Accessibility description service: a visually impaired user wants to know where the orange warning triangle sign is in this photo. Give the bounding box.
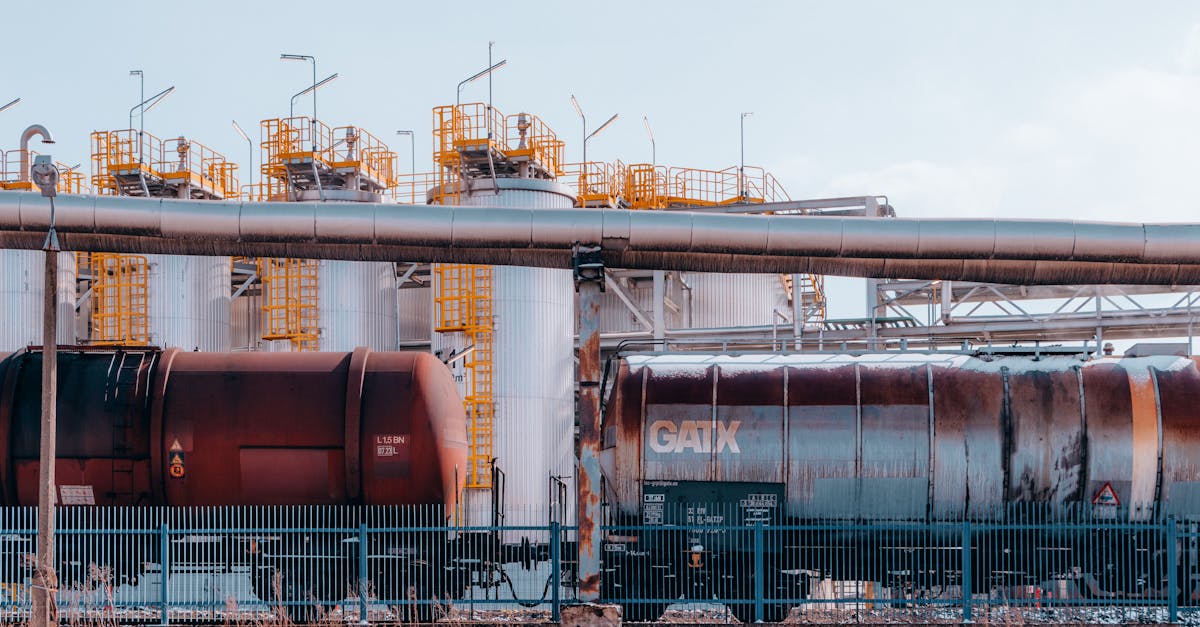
[169,453,184,466]
[1092,482,1120,506]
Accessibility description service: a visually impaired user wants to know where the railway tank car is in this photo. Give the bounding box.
[0,346,469,621]
[598,351,1200,621]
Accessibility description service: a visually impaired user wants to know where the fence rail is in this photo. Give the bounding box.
[1,505,1198,624]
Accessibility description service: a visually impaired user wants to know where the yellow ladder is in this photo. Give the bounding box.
[260,258,320,351]
[88,253,150,346]
[782,272,827,325]
[435,263,494,489]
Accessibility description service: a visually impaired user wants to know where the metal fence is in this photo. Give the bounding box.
[1,504,1199,624]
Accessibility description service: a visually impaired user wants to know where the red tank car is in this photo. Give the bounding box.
[0,346,466,509]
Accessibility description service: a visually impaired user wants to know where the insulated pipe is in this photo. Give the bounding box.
[17,125,54,182]
[3,192,1200,285]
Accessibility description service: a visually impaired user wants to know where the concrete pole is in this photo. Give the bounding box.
[34,214,59,627]
[28,154,60,627]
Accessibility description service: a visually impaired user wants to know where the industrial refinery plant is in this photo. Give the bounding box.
[3,40,1200,626]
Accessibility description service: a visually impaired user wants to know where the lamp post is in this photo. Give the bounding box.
[739,111,752,200]
[643,116,655,167]
[570,95,618,196]
[289,74,338,153]
[126,74,174,163]
[395,130,415,176]
[130,70,142,131]
[280,54,317,121]
[289,73,338,120]
[457,60,508,108]
[232,120,254,188]
[0,98,19,114]
[487,41,495,112]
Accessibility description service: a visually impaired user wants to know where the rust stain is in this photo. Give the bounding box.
[1127,367,1159,506]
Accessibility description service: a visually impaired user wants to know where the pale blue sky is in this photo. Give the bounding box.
[4,1,1200,318]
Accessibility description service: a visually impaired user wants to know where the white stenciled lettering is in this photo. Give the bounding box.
[647,420,742,454]
[649,420,678,453]
[677,421,705,452]
[716,420,741,454]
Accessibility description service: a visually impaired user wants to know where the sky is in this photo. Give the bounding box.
[3,1,1200,319]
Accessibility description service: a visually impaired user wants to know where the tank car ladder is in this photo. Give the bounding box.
[106,350,149,504]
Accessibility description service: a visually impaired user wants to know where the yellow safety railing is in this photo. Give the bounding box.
[623,163,668,209]
[89,130,238,199]
[504,112,564,177]
[562,161,627,207]
[262,117,335,166]
[0,150,89,193]
[89,252,150,346]
[205,161,240,200]
[329,126,398,189]
[433,103,505,167]
[665,166,729,207]
[260,257,319,351]
[434,262,494,489]
[392,172,439,205]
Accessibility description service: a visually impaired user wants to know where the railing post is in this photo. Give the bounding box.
[550,522,561,622]
[358,523,369,625]
[961,520,973,624]
[1168,516,1178,623]
[754,522,765,623]
[159,523,169,627]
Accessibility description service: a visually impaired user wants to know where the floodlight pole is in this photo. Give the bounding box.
[396,130,415,176]
[740,112,752,200]
[232,120,254,188]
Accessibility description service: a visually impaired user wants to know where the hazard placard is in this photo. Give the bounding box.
[168,449,186,479]
[1092,482,1120,507]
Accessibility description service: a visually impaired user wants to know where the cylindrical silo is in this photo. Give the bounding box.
[0,250,77,350]
[396,286,431,345]
[146,255,231,351]
[431,178,576,527]
[679,272,790,328]
[317,260,398,352]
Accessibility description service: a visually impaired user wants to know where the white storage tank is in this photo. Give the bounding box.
[395,285,431,344]
[431,178,576,524]
[317,260,397,351]
[0,250,77,350]
[146,255,231,351]
[680,271,790,328]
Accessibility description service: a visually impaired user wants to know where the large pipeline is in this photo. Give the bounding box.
[2,191,1200,284]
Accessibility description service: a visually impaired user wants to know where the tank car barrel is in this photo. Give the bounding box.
[0,347,467,508]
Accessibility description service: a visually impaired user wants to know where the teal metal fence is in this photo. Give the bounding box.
[0,504,1195,624]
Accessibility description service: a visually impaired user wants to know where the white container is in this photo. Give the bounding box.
[146,255,231,351]
[317,260,397,351]
[0,250,77,350]
[678,271,790,328]
[395,286,431,343]
[433,178,576,527]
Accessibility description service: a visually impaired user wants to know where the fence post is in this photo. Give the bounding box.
[1168,516,1178,623]
[961,520,972,623]
[359,523,369,625]
[754,521,765,623]
[550,521,561,622]
[159,523,169,627]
